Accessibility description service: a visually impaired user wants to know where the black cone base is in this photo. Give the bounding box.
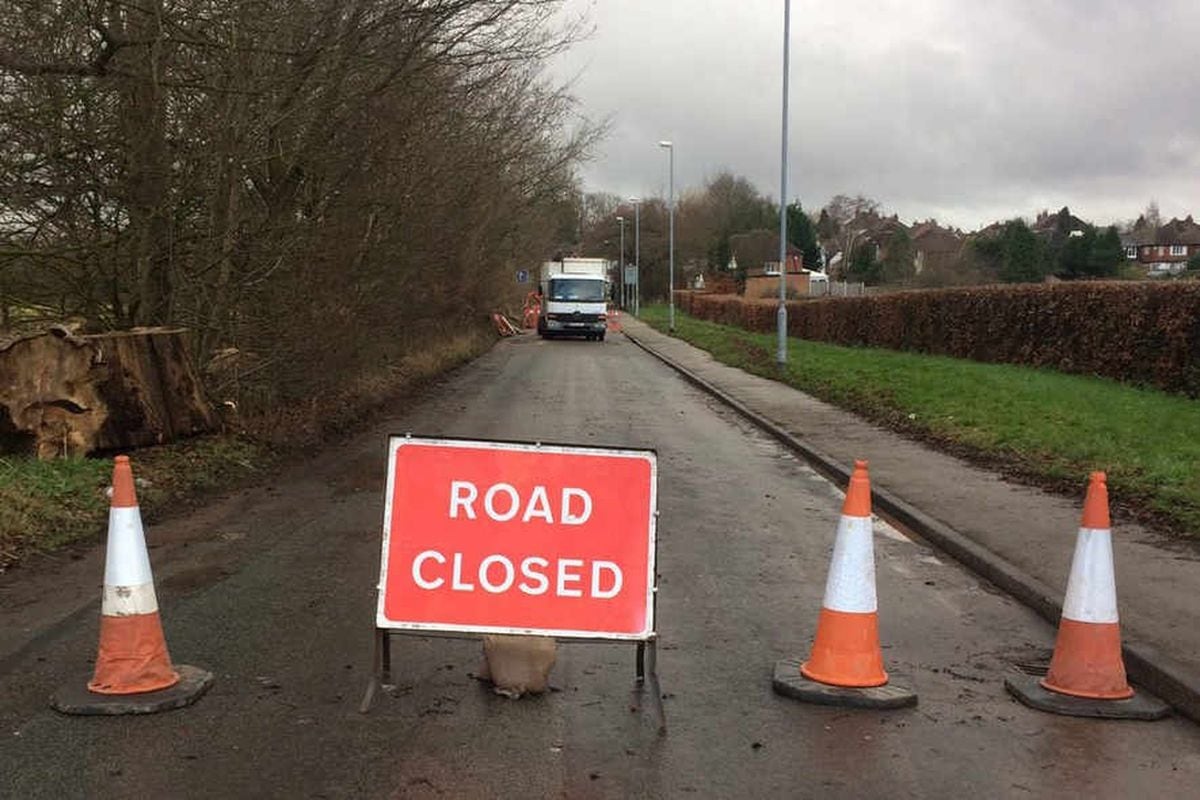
[1004,673,1169,720]
[51,664,214,716]
[772,657,917,709]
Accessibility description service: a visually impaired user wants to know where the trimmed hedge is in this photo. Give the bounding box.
[673,282,1200,396]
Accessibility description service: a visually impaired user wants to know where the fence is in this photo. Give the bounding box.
[807,280,867,298]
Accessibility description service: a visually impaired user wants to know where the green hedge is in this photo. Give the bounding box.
[674,282,1200,396]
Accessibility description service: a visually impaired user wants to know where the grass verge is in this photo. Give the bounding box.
[0,435,268,571]
[639,304,1200,536]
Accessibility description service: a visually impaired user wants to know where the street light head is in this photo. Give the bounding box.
[629,196,640,204]
[616,215,624,222]
[658,140,673,148]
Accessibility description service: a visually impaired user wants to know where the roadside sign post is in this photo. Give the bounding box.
[361,436,663,732]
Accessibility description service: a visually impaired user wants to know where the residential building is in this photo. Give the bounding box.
[909,221,965,276]
[1122,216,1200,276]
[1032,207,1088,240]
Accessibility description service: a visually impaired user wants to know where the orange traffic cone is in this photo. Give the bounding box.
[88,456,180,695]
[773,460,915,709]
[1041,472,1134,700]
[800,460,888,688]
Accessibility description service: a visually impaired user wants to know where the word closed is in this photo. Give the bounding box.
[376,438,657,639]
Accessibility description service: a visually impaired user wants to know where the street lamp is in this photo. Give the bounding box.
[777,0,792,366]
[629,197,641,315]
[617,215,626,309]
[658,140,675,332]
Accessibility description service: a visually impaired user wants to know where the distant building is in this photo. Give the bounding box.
[728,229,823,297]
[1121,216,1200,277]
[729,229,803,276]
[909,221,965,276]
[1032,207,1089,240]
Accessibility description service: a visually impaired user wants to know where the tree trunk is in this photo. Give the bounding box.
[0,327,217,459]
[118,0,173,326]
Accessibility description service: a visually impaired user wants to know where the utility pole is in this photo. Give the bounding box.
[617,215,626,309]
[659,141,675,332]
[777,0,792,366]
[630,198,642,316]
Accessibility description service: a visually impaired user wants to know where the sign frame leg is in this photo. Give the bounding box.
[634,637,666,734]
[359,628,393,714]
[359,628,665,733]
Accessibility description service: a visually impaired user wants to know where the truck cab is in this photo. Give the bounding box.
[538,259,610,341]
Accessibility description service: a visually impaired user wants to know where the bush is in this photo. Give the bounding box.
[674,283,1200,396]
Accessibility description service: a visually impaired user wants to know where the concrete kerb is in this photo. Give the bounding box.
[622,328,1200,724]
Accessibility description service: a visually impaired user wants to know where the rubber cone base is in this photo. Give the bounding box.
[773,658,916,709]
[51,664,213,716]
[1004,673,1168,720]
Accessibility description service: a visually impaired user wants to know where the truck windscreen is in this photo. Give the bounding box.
[548,279,606,302]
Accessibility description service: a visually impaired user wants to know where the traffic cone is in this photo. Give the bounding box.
[773,460,915,709]
[1040,472,1134,700]
[87,455,180,695]
[800,460,888,688]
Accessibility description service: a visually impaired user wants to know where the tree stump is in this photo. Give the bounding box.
[0,326,217,459]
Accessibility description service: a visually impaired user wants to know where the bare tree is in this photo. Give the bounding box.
[0,0,599,415]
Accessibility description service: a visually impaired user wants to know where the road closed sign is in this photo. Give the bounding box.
[376,437,658,639]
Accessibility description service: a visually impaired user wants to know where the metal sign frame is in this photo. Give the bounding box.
[361,434,664,733]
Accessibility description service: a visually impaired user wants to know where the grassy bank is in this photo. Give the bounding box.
[0,435,268,570]
[640,305,1200,536]
[0,327,497,571]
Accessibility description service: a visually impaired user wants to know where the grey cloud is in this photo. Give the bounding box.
[548,0,1200,229]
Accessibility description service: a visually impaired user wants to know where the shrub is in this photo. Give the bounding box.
[674,283,1200,396]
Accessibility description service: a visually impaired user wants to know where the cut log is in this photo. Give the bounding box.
[0,327,217,459]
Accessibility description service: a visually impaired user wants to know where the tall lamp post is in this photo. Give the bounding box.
[629,197,641,315]
[658,140,675,332]
[617,215,626,309]
[777,0,792,365]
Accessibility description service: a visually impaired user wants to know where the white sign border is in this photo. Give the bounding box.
[375,435,658,641]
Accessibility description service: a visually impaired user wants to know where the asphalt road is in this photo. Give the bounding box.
[2,333,1199,799]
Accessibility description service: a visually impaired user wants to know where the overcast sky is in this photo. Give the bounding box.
[546,0,1200,230]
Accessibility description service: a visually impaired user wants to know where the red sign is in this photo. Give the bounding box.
[376,437,657,639]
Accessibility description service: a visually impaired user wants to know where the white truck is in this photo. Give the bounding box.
[537,258,611,341]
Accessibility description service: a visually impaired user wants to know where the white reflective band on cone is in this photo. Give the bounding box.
[821,515,877,613]
[1061,527,1119,623]
[103,506,154,588]
[101,582,160,616]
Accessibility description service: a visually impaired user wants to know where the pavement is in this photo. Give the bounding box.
[620,315,1200,722]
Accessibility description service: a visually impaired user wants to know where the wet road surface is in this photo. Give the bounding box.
[2,333,1199,798]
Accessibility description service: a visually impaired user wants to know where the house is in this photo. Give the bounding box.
[1120,223,1155,264]
[729,229,815,297]
[819,212,901,278]
[729,229,803,275]
[1122,216,1200,276]
[1032,206,1089,240]
[909,221,965,276]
